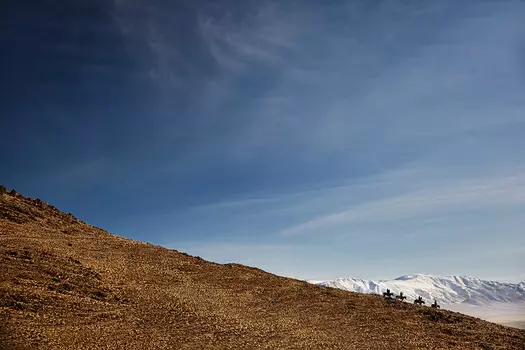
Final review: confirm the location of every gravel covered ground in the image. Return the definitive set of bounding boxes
[1,189,524,349]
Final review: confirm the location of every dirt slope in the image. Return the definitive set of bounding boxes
[1,189,524,349]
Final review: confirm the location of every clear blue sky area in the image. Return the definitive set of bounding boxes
[1,0,524,281]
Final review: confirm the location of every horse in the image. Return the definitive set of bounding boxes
[431,300,440,309]
[414,296,425,305]
[396,292,407,300]
[382,289,394,299]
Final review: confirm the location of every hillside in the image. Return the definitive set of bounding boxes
[313,274,525,306]
[1,188,524,349]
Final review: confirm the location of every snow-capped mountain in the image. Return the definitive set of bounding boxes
[310,274,525,306]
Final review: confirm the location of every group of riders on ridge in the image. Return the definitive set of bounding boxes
[382,289,440,308]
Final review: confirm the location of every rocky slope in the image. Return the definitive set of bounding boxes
[1,187,524,349]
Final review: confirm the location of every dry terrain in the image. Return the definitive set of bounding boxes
[1,188,524,349]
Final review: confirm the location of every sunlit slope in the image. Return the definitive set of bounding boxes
[1,188,524,349]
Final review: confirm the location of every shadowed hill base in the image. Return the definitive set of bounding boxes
[1,189,524,349]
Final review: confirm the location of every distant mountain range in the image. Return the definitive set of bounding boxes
[309,274,525,306]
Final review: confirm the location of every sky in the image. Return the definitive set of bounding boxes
[1,0,524,282]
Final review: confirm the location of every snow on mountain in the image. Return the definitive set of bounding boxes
[311,274,525,306]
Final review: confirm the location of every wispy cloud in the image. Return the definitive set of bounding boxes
[280,172,525,237]
[63,0,525,281]
[197,2,302,72]
[191,196,279,212]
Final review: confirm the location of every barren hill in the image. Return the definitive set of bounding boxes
[1,188,524,349]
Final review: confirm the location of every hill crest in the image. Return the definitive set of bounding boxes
[1,187,524,349]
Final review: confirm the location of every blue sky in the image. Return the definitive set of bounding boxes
[1,0,524,282]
